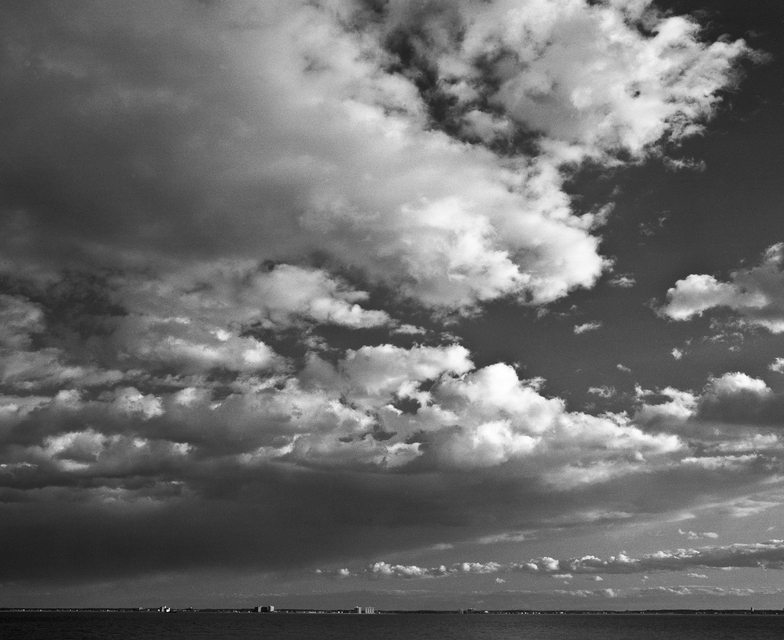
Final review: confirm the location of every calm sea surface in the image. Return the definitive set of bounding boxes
[3,612,784,640]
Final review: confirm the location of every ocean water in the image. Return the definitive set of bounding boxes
[3,612,784,640]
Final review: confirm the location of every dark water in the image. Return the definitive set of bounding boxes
[3,612,784,640]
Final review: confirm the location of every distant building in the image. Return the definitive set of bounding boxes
[158,606,171,613]
[257,605,275,613]
[364,606,375,614]
[353,606,374,614]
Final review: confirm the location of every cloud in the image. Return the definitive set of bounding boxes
[678,529,719,541]
[633,585,778,598]
[633,371,784,429]
[634,386,697,426]
[661,244,784,331]
[574,322,602,334]
[0,321,691,582]
[0,294,45,350]
[425,0,752,162]
[769,358,784,374]
[0,0,752,315]
[662,157,707,173]
[0,0,763,589]
[719,497,783,519]
[0,0,615,313]
[346,540,784,580]
[609,275,636,288]
[6,279,783,587]
[120,261,393,330]
[328,539,784,581]
[474,531,529,545]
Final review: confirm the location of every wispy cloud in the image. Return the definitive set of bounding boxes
[575,322,603,334]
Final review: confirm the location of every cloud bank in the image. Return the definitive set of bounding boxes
[331,539,784,580]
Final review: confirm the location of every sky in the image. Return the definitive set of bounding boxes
[1,0,784,611]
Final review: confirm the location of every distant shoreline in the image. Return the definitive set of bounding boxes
[2,608,783,616]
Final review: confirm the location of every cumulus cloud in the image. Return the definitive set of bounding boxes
[634,386,697,426]
[661,244,784,331]
[421,0,752,162]
[633,371,784,430]
[329,539,784,581]
[0,0,752,314]
[769,358,784,374]
[0,0,614,313]
[121,261,394,330]
[0,315,694,582]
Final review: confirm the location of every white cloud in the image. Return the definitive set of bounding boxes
[574,321,602,334]
[720,497,783,519]
[634,387,697,427]
[0,0,752,315]
[475,531,529,545]
[328,539,784,581]
[663,157,707,173]
[121,262,392,331]
[0,294,126,392]
[366,562,442,579]
[609,275,636,288]
[678,529,719,541]
[0,337,683,490]
[588,386,616,399]
[431,0,751,162]
[661,244,784,331]
[633,371,784,430]
[707,372,771,398]
[770,358,784,374]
